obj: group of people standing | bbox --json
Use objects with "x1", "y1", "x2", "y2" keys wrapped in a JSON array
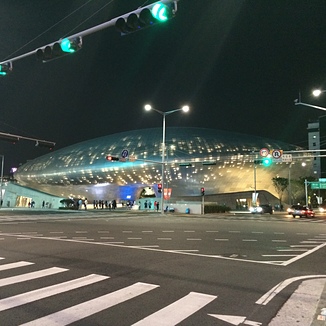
[
  {"x1": 139, "y1": 199, "x2": 160, "y2": 211},
  {"x1": 75, "y1": 198, "x2": 117, "y2": 210},
  {"x1": 92, "y1": 199, "x2": 117, "y2": 210}
]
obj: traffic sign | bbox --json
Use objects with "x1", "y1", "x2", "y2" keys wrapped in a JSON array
[
  {"x1": 259, "y1": 148, "x2": 269, "y2": 157},
  {"x1": 271, "y1": 149, "x2": 283, "y2": 159},
  {"x1": 311, "y1": 182, "x2": 326, "y2": 189},
  {"x1": 121, "y1": 149, "x2": 129, "y2": 158},
  {"x1": 282, "y1": 154, "x2": 292, "y2": 163}
]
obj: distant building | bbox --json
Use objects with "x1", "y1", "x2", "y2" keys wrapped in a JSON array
[{"x1": 14, "y1": 127, "x2": 313, "y2": 208}]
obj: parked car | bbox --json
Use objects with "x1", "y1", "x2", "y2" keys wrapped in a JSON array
[
  {"x1": 249, "y1": 204, "x2": 273, "y2": 214},
  {"x1": 290, "y1": 205, "x2": 315, "y2": 218}
]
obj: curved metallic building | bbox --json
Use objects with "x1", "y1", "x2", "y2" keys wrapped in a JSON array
[{"x1": 14, "y1": 127, "x2": 312, "y2": 202}]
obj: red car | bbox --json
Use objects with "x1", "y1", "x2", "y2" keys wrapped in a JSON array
[{"x1": 291, "y1": 205, "x2": 315, "y2": 218}]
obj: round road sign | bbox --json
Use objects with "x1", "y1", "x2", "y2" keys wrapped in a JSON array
[
  {"x1": 260, "y1": 148, "x2": 269, "y2": 157},
  {"x1": 121, "y1": 149, "x2": 129, "y2": 158}
]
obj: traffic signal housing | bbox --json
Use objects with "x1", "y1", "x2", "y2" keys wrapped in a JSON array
[
  {"x1": 0, "y1": 62, "x2": 13, "y2": 76},
  {"x1": 262, "y1": 156, "x2": 272, "y2": 167},
  {"x1": 106, "y1": 155, "x2": 119, "y2": 161},
  {"x1": 115, "y1": 1, "x2": 176, "y2": 35},
  {"x1": 36, "y1": 37, "x2": 82, "y2": 62},
  {"x1": 201, "y1": 187, "x2": 205, "y2": 196},
  {"x1": 157, "y1": 183, "x2": 162, "y2": 193},
  {"x1": 254, "y1": 157, "x2": 272, "y2": 167},
  {"x1": 35, "y1": 141, "x2": 55, "y2": 150}
]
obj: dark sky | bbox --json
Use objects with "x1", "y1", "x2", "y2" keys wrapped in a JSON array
[{"x1": 1, "y1": 0, "x2": 326, "y2": 172}]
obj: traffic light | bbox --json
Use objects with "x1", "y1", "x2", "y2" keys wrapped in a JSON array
[
  {"x1": 201, "y1": 187, "x2": 205, "y2": 196},
  {"x1": 115, "y1": 1, "x2": 176, "y2": 35},
  {"x1": 35, "y1": 141, "x2": 55, "y2": 150},
  {"x1": 262, "y1": 156, "x2": 272, "y2": 167},
  {"x1": 36, "y1": 37, "x2": 82, "y2": 62},
  {"x1": 106, "y1": 155, "x2": 119, "y2": 161},
  {"x1": 0, "y1": 62, "x2": 12, "y2": 76},
  {"x1": 158, "y1": 184, "x2": 162, "y2": 193},
  {"x1": 179, "y1": 163, "x2": 192, "y2": 167}
]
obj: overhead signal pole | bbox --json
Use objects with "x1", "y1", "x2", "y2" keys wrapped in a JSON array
[{"x1": 0, "y1": 0, "x2": 179, "y2": 69}]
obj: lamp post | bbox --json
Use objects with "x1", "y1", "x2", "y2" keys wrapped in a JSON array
[
  {"x1": 144, "y1": 104, "x2": 190, "y2": 214},
  {"x1": 295, "y1": 90, "x2": 326, "y2": 111},
  {"x1": 0, "y1": 155, "x2": 4, "y2": 207}
]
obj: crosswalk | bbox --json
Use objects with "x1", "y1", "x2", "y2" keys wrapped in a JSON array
[{"x1": 0, "y1": 257, "x2": 217, "y2": 325}]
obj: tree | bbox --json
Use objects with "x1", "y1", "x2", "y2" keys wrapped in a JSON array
[{"x1": 272, "y1": 177, "x2": 289, "y2": 208}]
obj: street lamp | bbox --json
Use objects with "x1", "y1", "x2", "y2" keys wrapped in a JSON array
[
  {"x1": 312, "y1": 89, "x2": 326, "y2": 97},
  {"x1": 144, "y1": 104, "x2": 190, "y2": 214},
  {"x1": 295, "y1": 91, "x2": 326, "y2": 111},
  {"x1": 0, "y1": 155, "x2": 4, "y2": 207}
]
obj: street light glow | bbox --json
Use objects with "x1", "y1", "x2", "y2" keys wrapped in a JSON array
[
  {"x1": 313, "y1": 89, "x2": 322, "y2": 97},
  {"x1": 182, "y1": 105, "x2": 190, "y2": 112},
  {"x1": 144, "y1": 104, "x2": 152, "y2": 111}
]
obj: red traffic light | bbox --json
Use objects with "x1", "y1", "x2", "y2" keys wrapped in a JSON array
[
  {"x1": 158, "y1": 184, "x2": 162, "y2": 193},
  {"x1": 201, "y1": 187, "x2": 205, "y2": 195},
  {"x1": 106, "y1": 155, "x2": 119, "y2": 161}
]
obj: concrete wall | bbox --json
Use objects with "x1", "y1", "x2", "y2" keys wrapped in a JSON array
[{"x1": 1, "y1": 182, "x2": 64, "y2": 209}]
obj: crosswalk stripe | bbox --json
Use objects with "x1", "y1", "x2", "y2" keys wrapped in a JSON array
[
  {"x1": 0, "y1": 274, "x2": 109, "y2": 312},
  {"x1": 0, "y1": 267, "x2": 67, "y2": 287},
  {"x1": 0, "y1": 261, "x2": 34, "y2": 271},
  {"x1": 20, "y1": 282, "x2": 159, "y2": 326},
  {"x1": 132, "y1": 291, "x2": 217, "y2": 326}
]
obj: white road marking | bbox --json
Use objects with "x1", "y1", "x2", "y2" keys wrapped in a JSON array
[
  {"x1": 242, "y1": 239, "x2": 257, "y2": 242},
  {"x1": 142, "y1": 231, "x2": 153, "y2": 233},
  {"x1": 0, "y1": 261, "x2": 34, "y2": 271},
  {"x1": 123, "y1": 231, "x2": 132, "y2": 233},
  {"x1": 162, "y1": 230, "x2": 174, "y2": 233},
  {"x1": 206, "y1": 230, "x2": 219, "y2": 233},
  {"x1": 0, "y1": 267, "x2": 67, "y2": 287},
  {"x1": 301, "y1": 240, "x2": 324, "y2": 244},
  {"x1": 290, "y1": 245, "x2": 316, "y2": 247},
  {"x1": 256, "y1": 275, "x2": 326, "y2": 305},
  {"x1": 128, "y1": 238, "x2": 142, "y2": 240},
  {"x1": 215, "y1": 239, "x2": 229, "y2": 241},
  {"x1": 272, "y1": 240, "x2": 286, "y2": 242},
  {"x1": 20, "y1": 282, "x2": 159, "y2": 326},
  {"x1": 0, "y1": 274, "x2": 108, "y2": 312},
  {"x1": 281, "y1": 241, "x2": 326, "y2": 266},
  {"x1": 184, "y1": 230, "x2": 195, "y2": 233},
  {"x1": 229, "y1": 231, "x2": 240, "y2": 233},
  {"x1": 132, "y1": 292, "x2": 217, "y2": 326},
  {"x1": 277, "y1": 249, "x2": 308, "y2": 252},
  {"x1": 262, "y1": 254, "x2": 297, "y2": 257},
  {"x1": 186, "y1": 238, "x2": 201, "y2": 241},
  {"x1": 157, "y1": 238, "x2": 172, "y2": 240}
]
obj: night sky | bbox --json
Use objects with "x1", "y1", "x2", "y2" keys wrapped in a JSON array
[{"x1": 0, "y1": 0, "x2": 326, "y2": 172}]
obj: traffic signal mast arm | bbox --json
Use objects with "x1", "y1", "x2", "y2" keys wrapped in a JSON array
[
  {"x1": 0, "y1": 132, "x2": 55, "y2": 148},
  {"x1": 0, "y1": 0, "x2": 179, "y2": 67}
]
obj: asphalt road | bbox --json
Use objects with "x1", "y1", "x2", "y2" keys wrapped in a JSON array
[{"x1": 0, "y1": 210, "x2": 326, "y2": 325}]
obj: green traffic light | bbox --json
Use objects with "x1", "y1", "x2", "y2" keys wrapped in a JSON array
[
  {"x1": 151, "y1": 3, "x2": 169, "y2": 22},
  {"x1": 60, "y1": 38, "x2": 75, "y2": 53},
  {"x1": 262, "y1": 157, "x2": 272, "y2": 167}
]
